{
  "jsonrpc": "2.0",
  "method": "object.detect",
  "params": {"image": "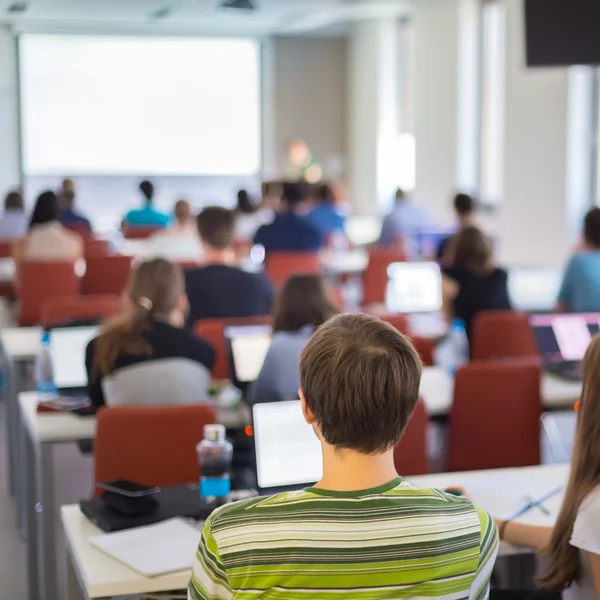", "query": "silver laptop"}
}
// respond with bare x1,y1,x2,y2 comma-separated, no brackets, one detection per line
508,268,561,312
386,262,443,314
